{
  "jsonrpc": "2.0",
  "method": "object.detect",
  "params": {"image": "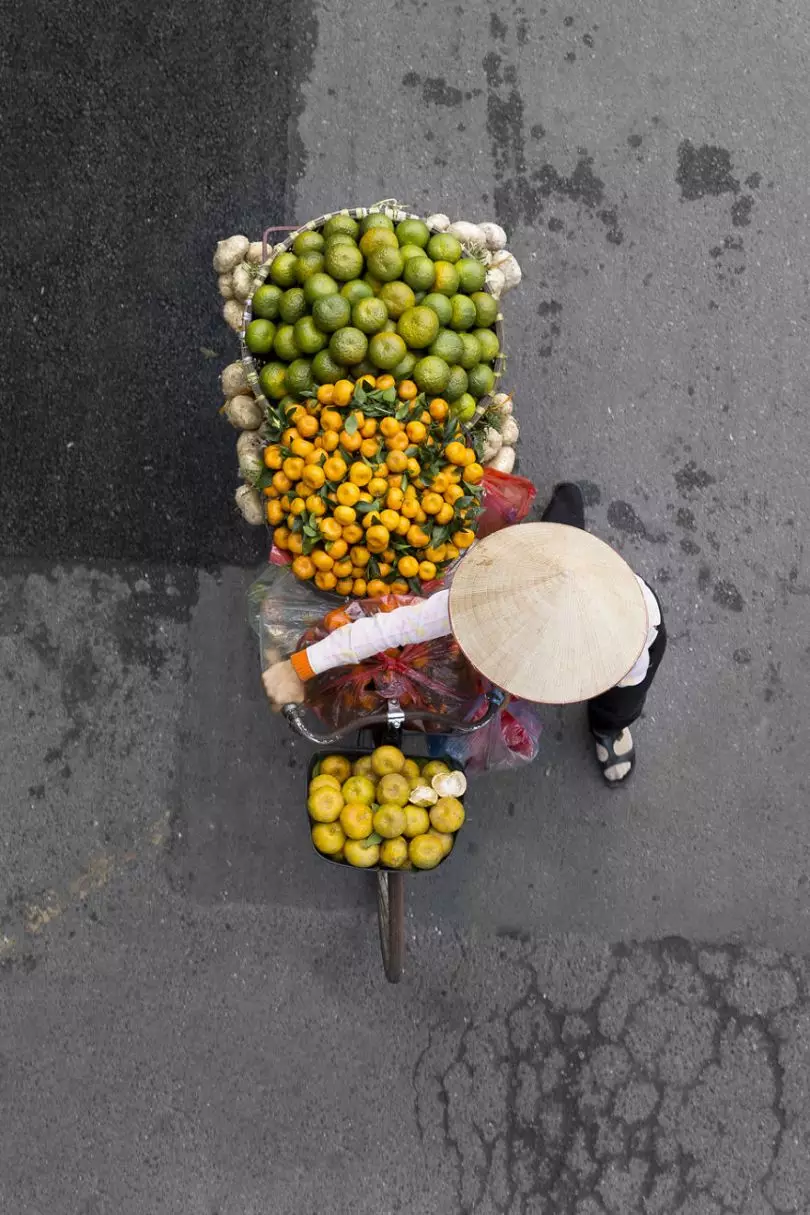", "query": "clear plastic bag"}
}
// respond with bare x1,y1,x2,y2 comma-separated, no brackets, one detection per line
445,694,543,772
478,468,537,538
248,565,338,669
